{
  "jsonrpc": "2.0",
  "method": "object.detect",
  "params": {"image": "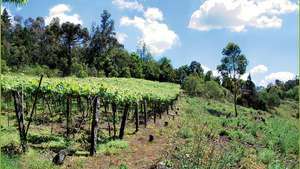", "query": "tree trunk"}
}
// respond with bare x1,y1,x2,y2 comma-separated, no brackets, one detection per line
234,80,238,117
119,104,129,139
135,104,139,132
143,101,147,128
112,103,117,138
90,97,100,156
234,91,238,117
13,91,27,152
